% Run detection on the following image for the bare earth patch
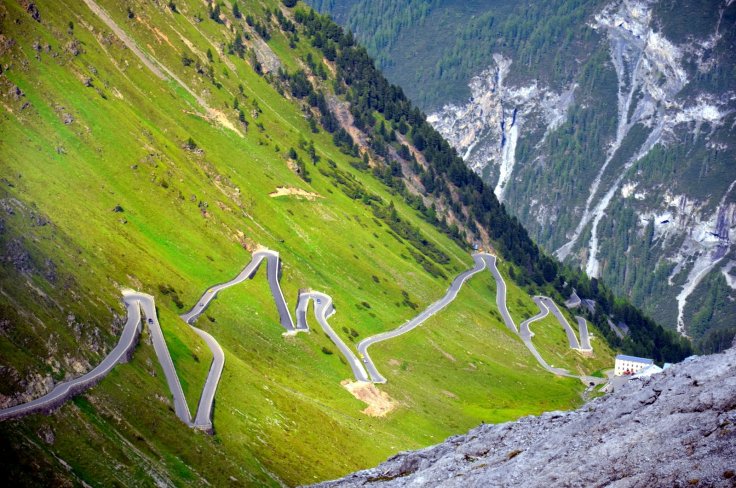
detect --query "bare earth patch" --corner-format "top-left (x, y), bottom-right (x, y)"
top-left (269, 187), bottom-right (321, 201)
top-left (341, 380), bottom-right (396, 417)
top-left (207, 108), bottom-right (241, 135)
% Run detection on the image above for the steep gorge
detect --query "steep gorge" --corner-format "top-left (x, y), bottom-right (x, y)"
top-left (313, 0), bottom-right (736, 349)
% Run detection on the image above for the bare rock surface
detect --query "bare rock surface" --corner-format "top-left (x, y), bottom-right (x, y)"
top-left (315, 346), bottom-right (736, 487)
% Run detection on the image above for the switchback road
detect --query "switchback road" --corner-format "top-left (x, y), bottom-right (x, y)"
top-left (357, 254), bottom-right (489, 383)
top-left (296, 291), bottom-right (370, 382)
top-left (1, 248), bottom-right (600, 426)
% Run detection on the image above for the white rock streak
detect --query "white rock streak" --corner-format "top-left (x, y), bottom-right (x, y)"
top-left (495, 116), bottom-right (518, 201)
top-left (556, 0), bottom-right (688, 265)
top-left (673, 179), bottom-right (736, 336)
top-left (428, 55), bottom-right (574, 203)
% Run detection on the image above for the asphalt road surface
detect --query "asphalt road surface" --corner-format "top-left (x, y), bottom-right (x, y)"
top-left (576, 316), bottom-right (593, 351)
top-left (357, 253), bottom-right (489, 383)
top-left (139, 292), bottom-right (196, 428)
top-left (177, 249), bottom-right (297, 429)
top-left (181, 249), bottom-right (295, 333)
top-left (486, 258), bottom-right (601, 383)
top-left (540, 297), bottom-right (582, 350)
top-left (121, 291), bottom-right (220, 431)
top-left (0, 291), bottom-right (143, 421)
top-left (296, 291), bottom-right (370, 382)
top-left (487, 255), bottom-right (518, 334)
top-left (518, 297), bottom-right (574, 376)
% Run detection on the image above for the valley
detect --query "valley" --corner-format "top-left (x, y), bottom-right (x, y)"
top-left (312, 0), bottom-right (736, 351)
top-left (0, 0), bottom-right (695, 485)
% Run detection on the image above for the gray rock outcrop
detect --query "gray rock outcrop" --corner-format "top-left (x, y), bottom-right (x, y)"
top-left (315, 346), bottom-right (736, 487)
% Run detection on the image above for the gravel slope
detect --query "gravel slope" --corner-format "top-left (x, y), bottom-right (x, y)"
top-left (315, 345), bottom-right (736, 487)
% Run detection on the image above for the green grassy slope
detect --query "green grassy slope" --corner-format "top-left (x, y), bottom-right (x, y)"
top-left (0, 0), bottom-right (613, 485)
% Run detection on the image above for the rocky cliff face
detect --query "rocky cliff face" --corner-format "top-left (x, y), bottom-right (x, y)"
top-left (427, 54), bottom-right (575, 204)
top-left (427, 0), bottom-right (736, 345)
top-left (316, 345), bottom-right (736, 487)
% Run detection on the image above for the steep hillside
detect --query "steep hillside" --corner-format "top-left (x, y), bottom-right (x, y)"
top-left (310, 0), bottom-right (736, 350)
top-left (317, 343), bottom-right (736, 487)
top-left (0, 0), bottom-right (687, 485)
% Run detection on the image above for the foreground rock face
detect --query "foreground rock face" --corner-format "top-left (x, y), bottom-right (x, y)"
top-left (316, 347), bottom-right (736, 487)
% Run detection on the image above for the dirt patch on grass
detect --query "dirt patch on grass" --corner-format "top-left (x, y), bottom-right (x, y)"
top-left (234, 231), bottom-right (256, 252)
top-left (136, 17), bottom-right (175, 49)
top-left (269, 187), bottom-right (321, 201)
top-left (388, 359), bottom-right (401, 367)
top-left (341, 380), bottom-right (396, 417)
top-left (208, 108), bottom-right (242, 136)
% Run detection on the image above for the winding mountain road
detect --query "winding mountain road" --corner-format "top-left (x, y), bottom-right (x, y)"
top-left (296, 292), bottom-right (370, 382)
top-left (1, 247), bottom-right (600, 426)
top-left (358, 254), bottom-right (489, 383)
top-left (576, 316), bottom-right (593, 351)
top-left (0, 292), bottom-right (143, 422)
top-left (181, 249), bottom-right (295, 333)
top-left (137, 292), bottom-right (220, 431)
top-left (540, 296), bottom-right (582, 350)
top-left (487, 255), bottom-right (518, 333)
top-left (0, 250), bottom-right (296, 429)
top-left (518, 297), bottom-right (571, 376)
top-left (485, 259), bottom-right (599, 383)
top-left (356, 254), bottom-right (596, 383)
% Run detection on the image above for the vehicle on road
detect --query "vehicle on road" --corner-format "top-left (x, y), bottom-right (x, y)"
top-left (148, 318), bottom-right (153, 324)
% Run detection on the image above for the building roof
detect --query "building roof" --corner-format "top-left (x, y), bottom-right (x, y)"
top-left (632, 364), bottom-right (663, 378)
top-left (615, 354), bottom-right (654, 364)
